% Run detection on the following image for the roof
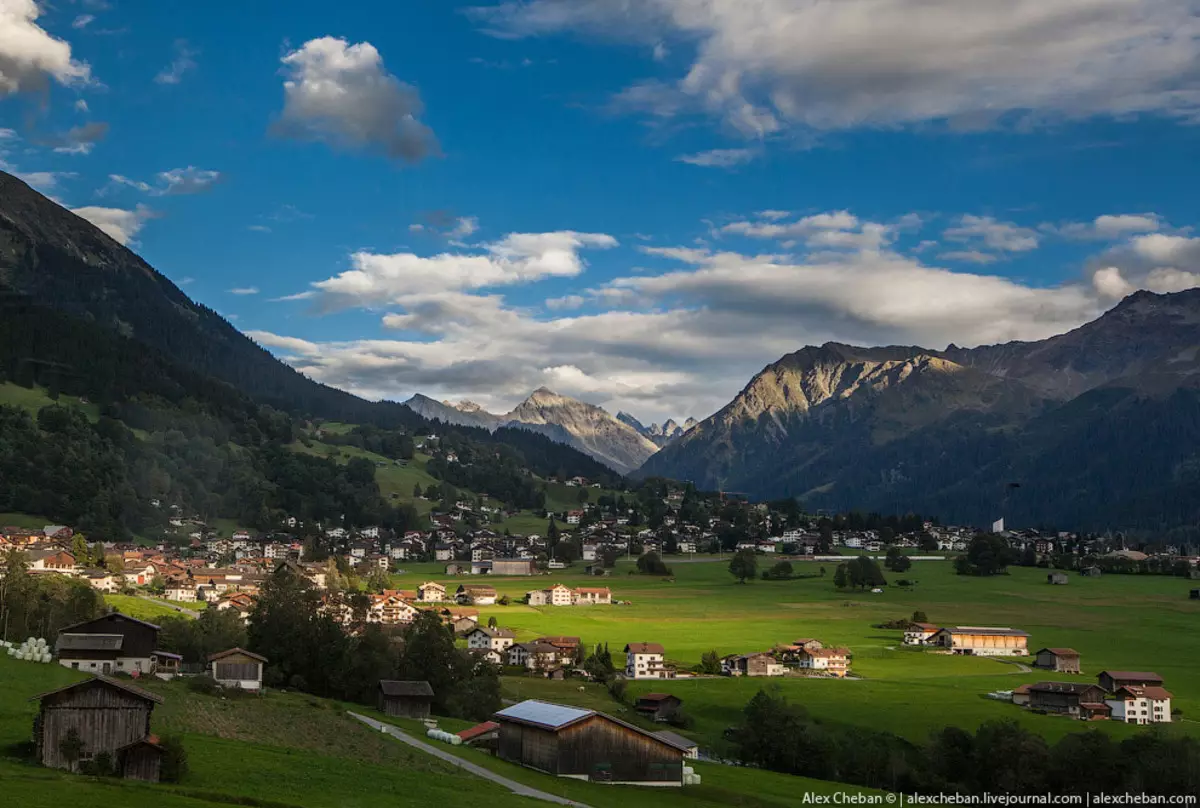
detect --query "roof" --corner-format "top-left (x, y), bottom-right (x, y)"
top-left (625, 642), bottom-right (665, 654)
top-left (378, 680), bottom-right (435, 698)
top-left (152, 650), bottom-right (183, 660)
top-left (32, 675), bottom-right (164, 704)
top-left (637, 693), bottom-right (679, 703)
top-left (1028, 681), bottom-right (1102, 695)
top-left (55, 633), bottom-right (124, 652)
top-left (576, 587), bottom-right (611, 594)
top-left (941, 626), bottom-right (1030, 637)
top-left (457, 721), bottom-right (501, 742)
top-left (208, 647), bottom-right (267, 663)
top-left (60, 612), bottom-right (161, 633)
top-left (653, 730), bottom-right (698, 750)
top-left (1113, 685), bottom-right (1174, 700)
top-left (1099, 671), bottom-right (1164, 683)
top-left (1034, 647), bottom-right (1080, 657)
top-left (908, 623), bottom-right (940, 631)
top-left (495, 700), bottom-right (594, 730)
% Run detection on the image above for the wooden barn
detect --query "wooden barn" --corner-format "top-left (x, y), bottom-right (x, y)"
top-left (116, 735), bottom-right (165, 781)
top-left (634, 693), bottom-right (682, 722)
top-left (1033, 647), bottom-right (1082, 674)
top-left (377, 680), bottom-right (434, 719)
top-left (55, 613), bottom-right (161, 676)
top-left (32, 676), bottom-right (163, 777)
top-left (208, 648), bottom-right (267, 691)
top-left (494, 700), bottom-right (688, 786)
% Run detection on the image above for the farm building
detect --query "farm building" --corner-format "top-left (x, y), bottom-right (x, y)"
top-left (575, 586), bottom-right (612, 605)
top-left (378, 680), bottom-right (434, 719)
top-left (494, 700), bottom-right (689, 785)
top-left (32, 676), bottom-right (163, 778)
top-left (417, 581), bottom-right (447, 602)
top-left (903, 623), bottom-right (940, 646)
top-left (55, 613), bottom-right (161, 675)
top-left (208, 648), bottom-right (267, 691)
top-left (1026, 682), bottom-right (1110, 719)
top-left (1011, 684), bottom-right (1032, 707)
top-left (1097, 671), bottom-right (1164, 693)
top-left (653, 730), bottom-right (698, 760)
top-left (526, 589), bottom-right (550, 606)
top-left (634, 693), bottom-right (682, 722)
top-left (116, 736), bottom-right (165, 781)
top-left (456, 584), bottom-right (497, 605)
top-left (1047, 572), bottom-right (1069, 585)
top-left (928, 626), bottom-right (1029, 656)
top-left (723, 652), bottom-right (786, 677)
top-left (1033, 648), bottom-right (1081, 674)
top-left (492, 558), bottom-right (537, 576)
top-left (466, 626), bottom-right (516, 653)
top-left (458, 720), bottom-right (501, 748)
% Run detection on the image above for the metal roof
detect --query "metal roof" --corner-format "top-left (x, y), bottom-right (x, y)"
top-left (55, 633), bottom-right (124, 652)
top-left (494, 700), bottom-right (595, 730)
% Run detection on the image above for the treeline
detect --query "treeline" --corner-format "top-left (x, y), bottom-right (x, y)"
top-left (0, 551), bottom-right (105, 640)
top-left (241, 569), bottom-right (500, 720)
top-left (731, 687), bottom-right (1199, 796)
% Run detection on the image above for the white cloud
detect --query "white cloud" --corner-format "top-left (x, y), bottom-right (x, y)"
top-left (546, 294), bottom-right (585, 310)
top-left (1052, 213), bottom-right (1163, 240)
top-left (74, 98), bottom-right (88, 112)
top-left (71, 14), bottom-right (94, 29)
top-left (448, 215), bottom-right (479, 241)
top-left (676, 147), bottom-right (756, 167)
top-left (154, 40), bottom-right (197, 85)
top-left (248, 224), bottom-right (271, 233)
top-left (13, 169), bottom-right (74, 192)
top-left (39, 121), bottom-right (108, 155)
top-left (1087, 231), bottom-right (1200, 300)
top-left (107, 166), bottom-right (221, 196)
top-left (468, 0), bottom-right (1200, 135)
top-left (275, 36), bottom-right (439, 162)
top-left (229, 287), bottom-right (259, 295)
top-left (944, 215), bottom-right (1040, 254)
top-left (70, 204), bottom-right (154, 245)
top-left (0, 0), bottom-right (92, 95)
top-left (938, 250), bottom-right (998, 265)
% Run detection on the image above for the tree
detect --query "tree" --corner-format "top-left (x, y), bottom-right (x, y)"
top-left (58, 727), bottom-right (85, 772)
top-left (699, 649), bottom-right (722, 675)
top-left (919, 532), bottom-right (938, 552)
top-left (577, 487), bottom-right (589, 504)
top-left (546, 517), bottom-right (560, 545)
top-left (833, 563), bottom-right (848, 589)
top-left (413, 484), bottom-right (423, 499)
top-left (955, 534), bottom-right (1017, 577)
top-left (763, 560), bottom-right (794, 580)
top-left (729, 550), bottom-right (758, 583)
top-left (885, 547), bottom-right (912, 573)
top-left (636, 551), bottom-right (671, 576)
top-left (911, 610), bottom-right (928, 623)
top-left (487, 615), bottom-right (498, 628)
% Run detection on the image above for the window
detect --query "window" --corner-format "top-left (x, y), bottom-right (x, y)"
top-left (71, 662), bottom-right (79, 670)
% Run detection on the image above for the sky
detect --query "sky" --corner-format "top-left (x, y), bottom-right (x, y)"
top-left (2, 0), bottom-right (1200, 425)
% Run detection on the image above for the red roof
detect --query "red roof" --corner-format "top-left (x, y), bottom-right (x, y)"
top-left (625, 642), bottom-right (665, 654)
top-left (457, 721), bottom-right (500, 742)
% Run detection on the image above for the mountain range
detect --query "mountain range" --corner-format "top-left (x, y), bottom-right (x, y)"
top-left (641, 289), bottom-right (1200, 532)
top-left (402, 389), bottom-right (681, 474)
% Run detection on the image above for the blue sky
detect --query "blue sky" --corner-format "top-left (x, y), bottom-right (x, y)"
top-left (2, 0), bottom-right (1200, 423)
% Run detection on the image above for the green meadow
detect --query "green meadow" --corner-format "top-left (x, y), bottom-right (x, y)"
top-left (392, 557), bottom-right (1200, 747)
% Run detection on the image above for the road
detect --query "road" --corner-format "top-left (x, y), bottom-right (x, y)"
top-left (347, 711), bottom-right (591, 807)
top-left (135, 594), bottom-right (198, 618)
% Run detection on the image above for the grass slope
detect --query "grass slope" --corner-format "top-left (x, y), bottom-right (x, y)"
top-left (104, 595), bottom-right (201, 622)
top-left (0, 382), bottom-right (99, 421)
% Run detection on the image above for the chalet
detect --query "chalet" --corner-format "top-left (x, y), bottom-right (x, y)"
top-left (575, 586), bottom-right (612, 605)
top-left (526, 589), bottom-right (550, 606)
top-left (367, 594), bottom-right (418, 625)
top-left (1047, 572), bottom-right (1069, 585)
top-left (83, 569), bottom-right (121, 593)
top-left (539, 636), bottom-right (582, 659)
top-left (467, 626), bottom-right (517, 653)
top-left (418, 581), bottom-right (447, 602)
top-left (116, 736), bottom-right (166, 782)
top-left (208, 648), bottom-right (267, 691)
top-left (55, 613), bottom-right (160, 676)
top-left (164, 579), bottom-right (196, 602)
top-left (635, 693), bottom-right (683, 722)
top-left (494, 700), bottom-right (689, 785)
top-left (377, 680), bottom-right (434, 719)
top-left (1033, 648), bottom-right (1082, 674)
top-left (1097, 671), bottom-right (1164, 694)
top-left (29, 549), bottom-right (78, 575)
top-left (928, 626), bottom-right (1029, 656)
top-left (903, 623), bottom-right (940, 646)
top-left (456, 584), bottom-right (497, 605)
top-left (1105, 685), bottom-right (1173, 724)
top-left (216, 592), bottom-right (256, 621)
top-left (32, 676), bottom-right (163, 779)
top-left (509, 641), bottom-right (561, 672)
top-left (546, 583), bottom-right (575, 606)
top-left (797, 647), bottom-right (851, 677)
top-left (1026, 681), bottom-right (1110, 719)
top-left (566, 511), bottom-right (584, 525)
top-left (492, 558), bottom-right (537, 576)
top-left (625, 642), bottom-right (670, 680)
top-left (1011, 684), bottom-right (1032, 707)
top-left (150, 651), bottom-right (182, 678)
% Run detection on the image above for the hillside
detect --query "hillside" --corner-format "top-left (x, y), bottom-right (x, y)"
top-left (640, 290), bottom-right (1200, 533)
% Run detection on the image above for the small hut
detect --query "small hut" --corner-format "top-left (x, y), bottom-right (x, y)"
top-left (377, 680), bottom-right (434, 719)
top-left (32, 676), bottom-right (162, 777)
top-left (117, 735), bottom-right (165, 781)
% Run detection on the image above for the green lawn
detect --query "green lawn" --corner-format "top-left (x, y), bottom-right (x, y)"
top-left (0, 382), bottom-right (99, 421)
top-left (0, 512), bottom-right (54, 530)
top-left (392, 558), bottom-right (1200, 750)
top-left (104, 595), bottom-right (201, 622)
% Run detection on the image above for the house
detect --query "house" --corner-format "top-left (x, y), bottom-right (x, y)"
top-left (1026, 682), bottom-right (1110, 719)
top-left (150, 651), bottom-right (182, 678)
top-left (1097, 671), bottom-right (1164, 694)
top-left (546, 583), bottom-right (574, 606)
top-left (1011, 684), bottom-right (1032, 707)
top-left (208, 648), bottom-right (267, 691)
top-left (418, 581), bottom-right (447, 602)
top-left (1047, 572), bottom-right (1069, 585)
top-left (367, 594), bottom-right (418, 625)
top-left (797, 647), bottom-right (851, 677)
top-left (1033, 648), bottom-right (1082, 674)
top-left (466, 626), bottom-right (517, 653)
top-left (83, 569), bottom-right (121, 593)
top-left (635, 693), bottom-right (683, 722)
top-left (492, 558), bottom-right (537, 576)
top-left (928, 626), bottom-right (1029, 656)
top-left (32, 676), bottom-right (163, 779)
top-left (538, 636), bottom-right (582, 659)
top-left (1105, 685), bottom-right (1173, 724)
top-left (55, 613), bottom-right (161, 676)
top-left (509, 641), bottom-right (561, 672)
top-left (574, 586), bottom-right (612, 605)
top-left (456, 584), bottom-right (497, 605)
top-left (377, 680), bottom-right (435, 719)
top-left (494, 700), bottom-right (689, 785)
top-left (457, 720), bottom-right (501, 748)
top-left (903, 623), bottom-right (940, 646)
top-left (526, 589), bottom-right (550, 606)
top-left (625, 642), bottom-right (668, 680)
top-left (652, 730), bottom-right (698, 761)
top-left (566, 510), bottom-right (583, 525)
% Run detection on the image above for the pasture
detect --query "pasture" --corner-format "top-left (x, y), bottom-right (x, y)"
top-left (392, 557), bottom-right (1200, 747)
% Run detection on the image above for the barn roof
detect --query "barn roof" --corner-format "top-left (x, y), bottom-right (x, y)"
top-left (457, 721), bottom-right (501, 742)
top-left (653, 730), bottom-right (698, 750)
top-left (1099, 671), bottom-right (1164, 682)
top-left (624, 642), bottom-right (665, 654)
top-left (32, 675), bottom-right (164, 704)
top-left (208, 647), bottom-right (267, 663)
top-left (55, 633), bottom-right (124, 652)
top-left (378, 680), bottom-right (434, 698)
top-left (1034, 647), bottom-right (1080, 657)
top-left (60, 612), bottom-right (162, 633)
top-left (495, 700), bottom-right (594, 730)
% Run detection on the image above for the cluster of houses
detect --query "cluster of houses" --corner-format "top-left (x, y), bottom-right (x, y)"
top-left (904, 623), bottom-right (1031, 656)
top-left (526, 583), bottom-right (613, 606)
top-left (1013, 670), bottom-right (1173, 724)
top-left (719, 638), bottom-right (852, 678)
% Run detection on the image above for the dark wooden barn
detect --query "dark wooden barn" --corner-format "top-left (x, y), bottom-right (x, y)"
top-left (32, 676), bottom-right (163, 776)
top-left (494, 700), bottom-right (688, 786)
top-left (377, 680), bottom-right (434, 719)
top-left (634, 693), bottom-right (682, 722)
top-left (56, 613), bottom-right (161, 675)
top-left (116, 736), bottom-right (165, 781)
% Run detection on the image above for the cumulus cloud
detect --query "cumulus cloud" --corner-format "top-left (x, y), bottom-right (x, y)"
top-left (0, 0), bottom-right (92, 95)
top-left (72, 14), bottom-right (94, 29)
top-left (12, 169), bottom-right (74, 192)
top-left (274, 36), bottom-right (439, 162)
top-left (1052, 213), bottom-right (1163, 240)
top-left (154, 40), bottom-right (197, 85)
top-left (944, 215), bottom-right (1040, 255)
top-left (37, 121), bottom-right (108, 155)
top-left (70, 204), bottom-right (154, 245)
top-left (107, 166), bottom-right (222, 196)
top-left (676, 147), bottom-right (756, 167)
top-left (468, 0), bottom-right (1200, 136)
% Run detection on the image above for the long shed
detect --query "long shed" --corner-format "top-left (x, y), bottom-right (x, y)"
top-left (32, 676), bottom-right (162, 773)
top-left (495, 700), bottom-right (687, 786)
top-left (377, 680), bottom-right (434, 718)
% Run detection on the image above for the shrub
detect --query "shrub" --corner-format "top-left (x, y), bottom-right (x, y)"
top-left (158, 735), bottom-right (189, 783)
top-left (607, 678), bottom-right (628, 703)
top-left (187, 675), bottom-right (220, 695)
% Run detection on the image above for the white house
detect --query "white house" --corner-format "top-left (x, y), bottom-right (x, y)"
top-left (566, 511), bottom-right (583, 525)
top-left (546, 584), bottom-right (575, 606)
top-left (418, 581), bottom-right (447, 602)
top-left (466, 626), bottom-right (516, 653)
top-left (1105, 685), bottom-right (1173, 724)
top-left (574, 586), bottom-right (612, 605)
top-left (209, 648), bottom-right (267, 691)
top-left (903, 623), bottom-right (940, 646)
top-left (625, 642), bottom-right (667, 680)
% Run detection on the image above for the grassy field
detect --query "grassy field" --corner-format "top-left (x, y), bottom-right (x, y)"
top-left (104, 595), bottom-right (201, 622)
top-left (0, 382), bottom-right (100, 421)
top-left (0, 512), bottom-right (54, 529)
top-left (391, 557), bottom-right (1200, 749)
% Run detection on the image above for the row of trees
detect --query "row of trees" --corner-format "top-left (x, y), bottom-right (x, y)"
top-left (731, 687), bottom-right (1200, 795)
top-left (0, 550), bottom-right (105, 641)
